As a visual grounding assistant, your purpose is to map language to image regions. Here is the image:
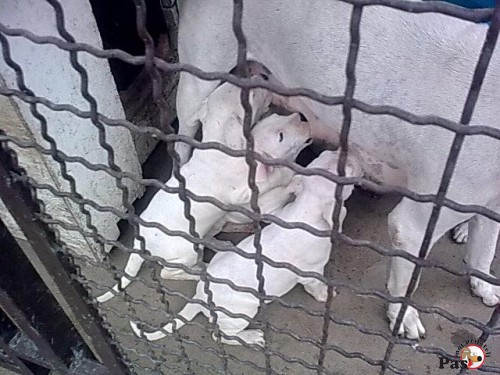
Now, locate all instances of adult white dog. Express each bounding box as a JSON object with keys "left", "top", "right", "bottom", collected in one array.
[
  {"left": 130, "top": 150, "right": 361, "bottom": 345},
  {"left": 174, "top": 0, "right": 500, "bottom": 339},
  {"left": 96, "top": 112, "right": 312, "bottom": 303}
]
